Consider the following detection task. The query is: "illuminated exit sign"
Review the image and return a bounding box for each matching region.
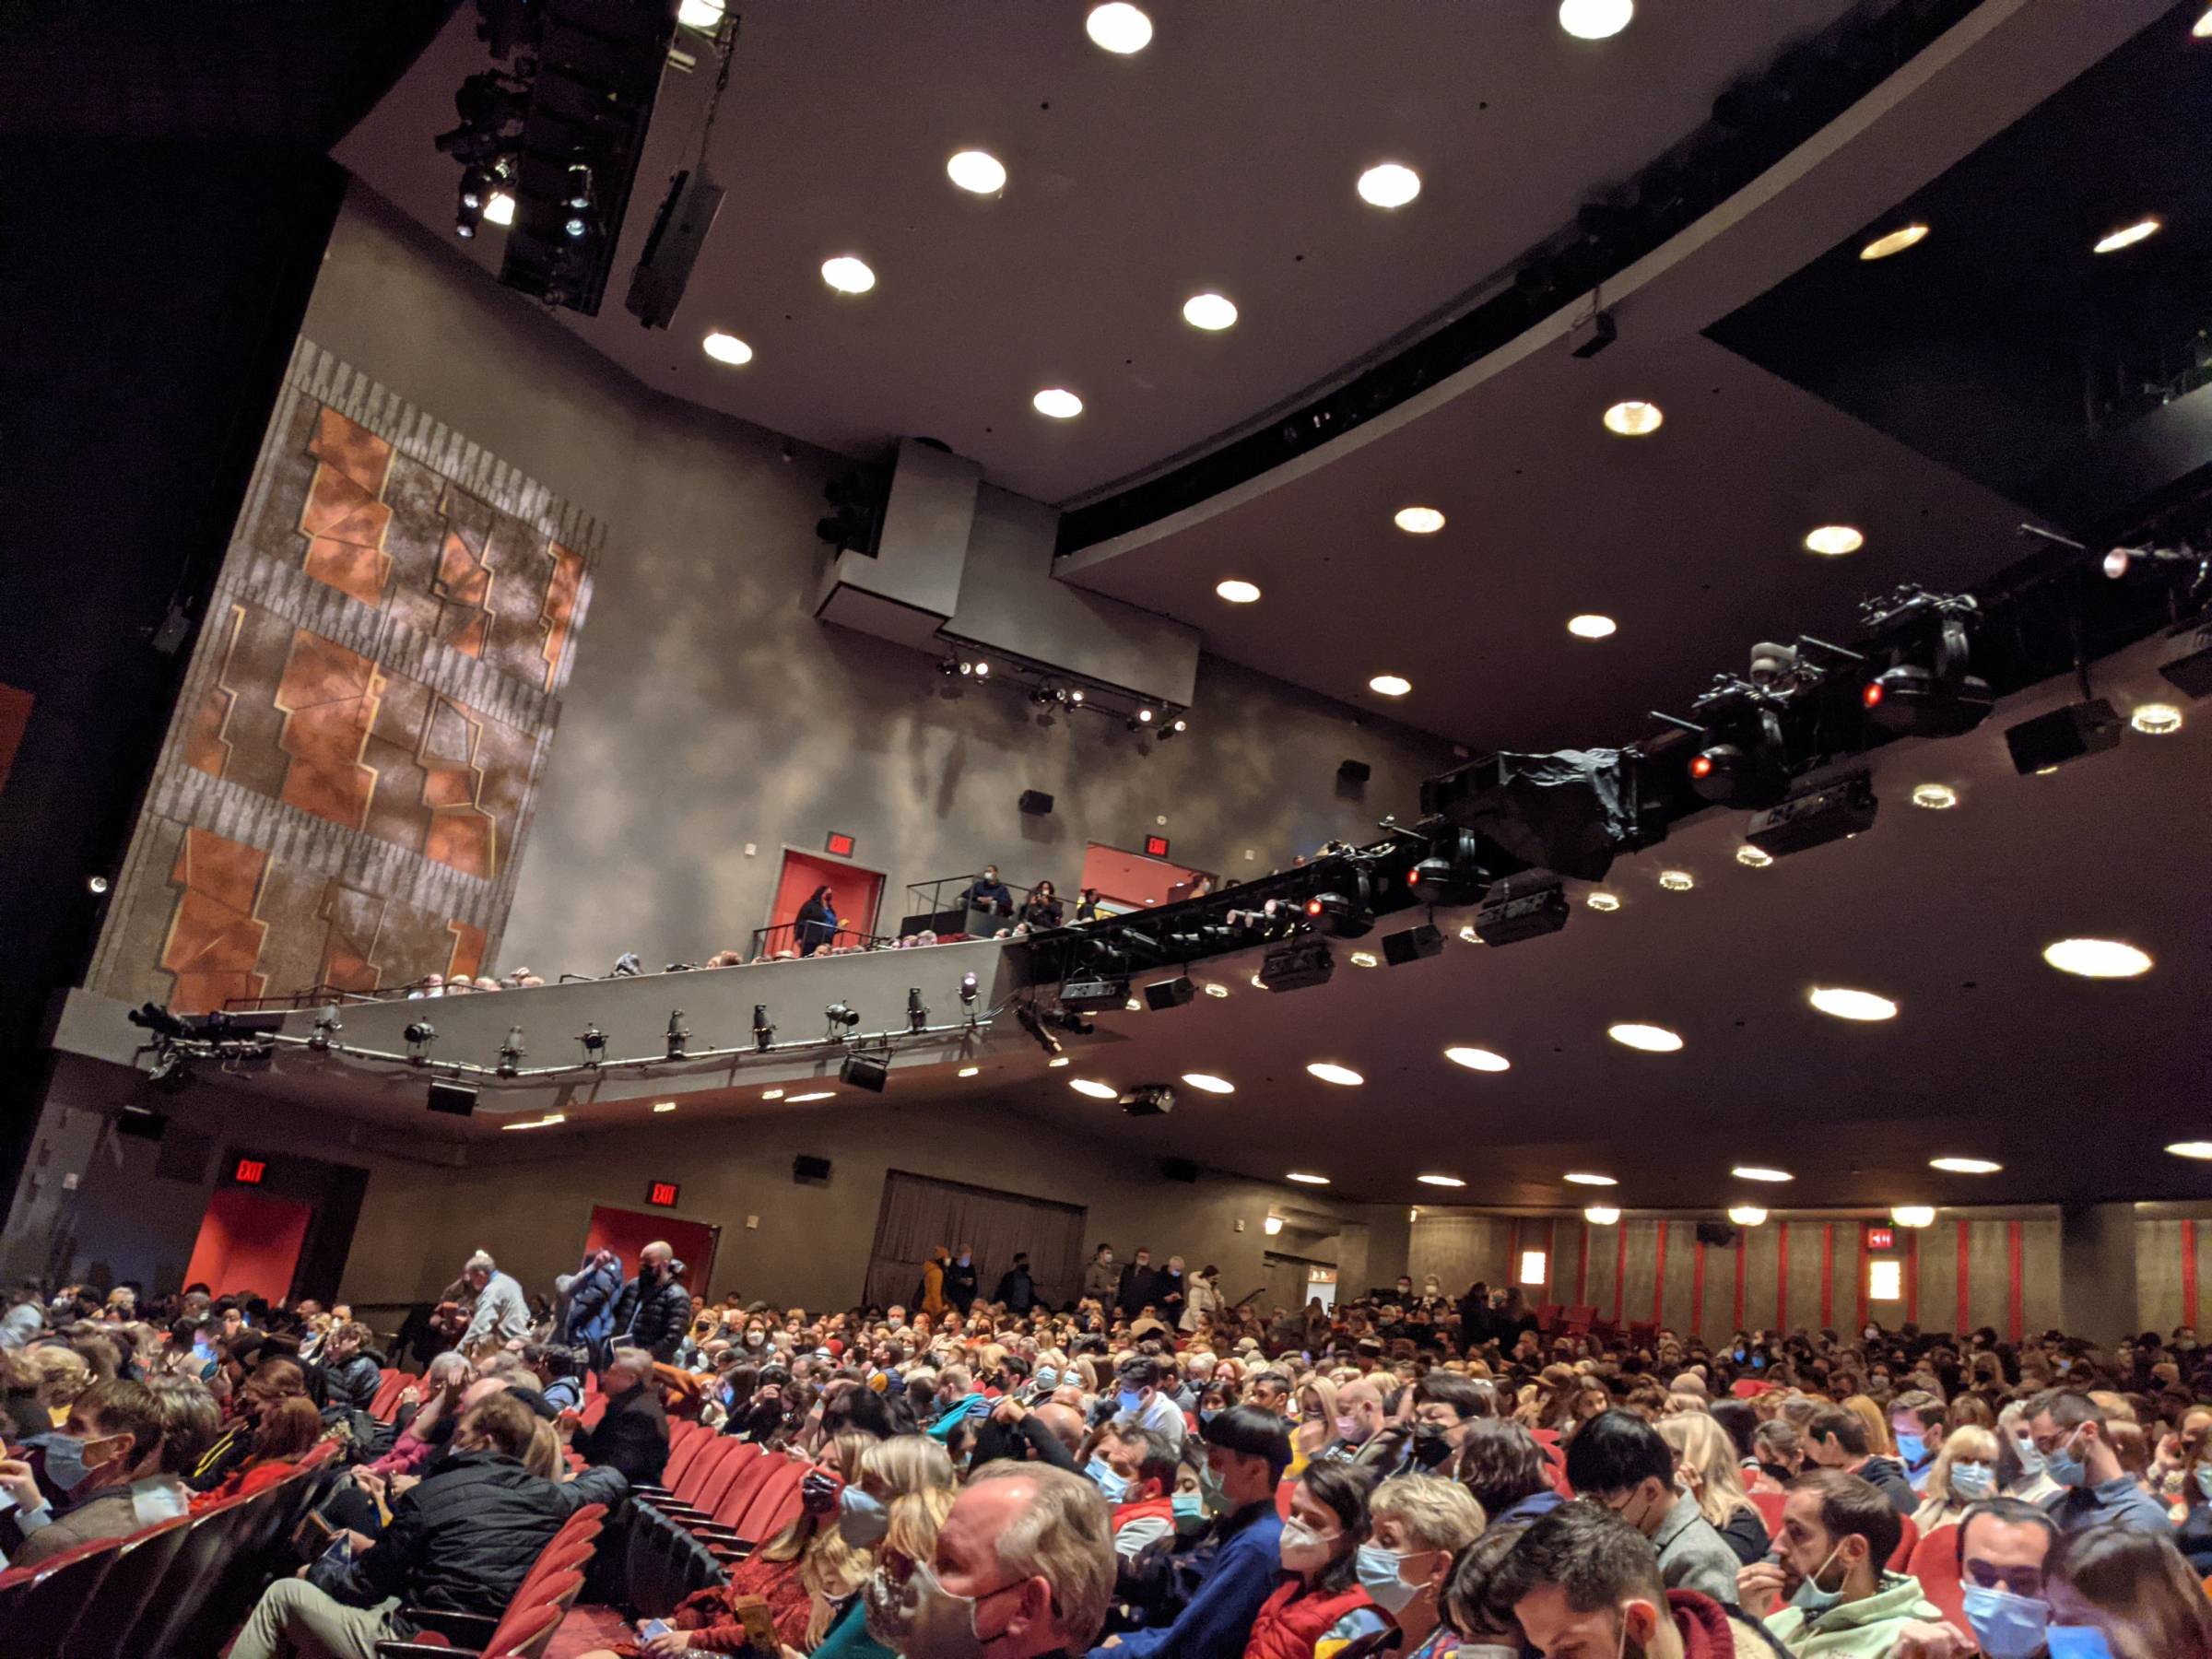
[647,1180,681,1207]
[233,1159,266,1185]
[1865,1225,1894,1252]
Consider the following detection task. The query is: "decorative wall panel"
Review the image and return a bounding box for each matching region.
[89,340,599,1012]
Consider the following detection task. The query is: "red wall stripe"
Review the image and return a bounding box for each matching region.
[1574,1222,1591,1309]
[1854,1223,1871,1333]
[1905,1228,1920,1325]
[1614,1224,1628,1324]
[1506,1218,1521,1287]
[1820,1224,1835,1329]
[1652,1219,1670,1327]
[1958,1221,1971,1334]
[2186,1220,2200,1332]
[1547,1219,1559,1305]
[1733,1238,1748,1331]
[2006,1221,2024,1342]
[1691,1241,1708,1335]
[1776,1224,1790,1332]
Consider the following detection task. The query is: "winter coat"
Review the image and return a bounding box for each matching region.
[606,1270,693,1361]
[324,1349,385,1415]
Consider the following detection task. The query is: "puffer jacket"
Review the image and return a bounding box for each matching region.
[606,1273,692,1361]
[324,1349,385,1414]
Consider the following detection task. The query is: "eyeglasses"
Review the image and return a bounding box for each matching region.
[1964,1558,2045,1599]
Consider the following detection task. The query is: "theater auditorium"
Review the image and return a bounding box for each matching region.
[6,3,2212,1655]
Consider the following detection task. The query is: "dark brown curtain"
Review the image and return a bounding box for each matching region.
[865,1171,1087,1312]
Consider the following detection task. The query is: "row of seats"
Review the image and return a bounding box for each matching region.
[377,1500,606,1659]
[0,1441,340,1659]
[625,1424,809,1616]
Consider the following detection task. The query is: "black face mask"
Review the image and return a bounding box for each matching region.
[1410,1424,1453,1466]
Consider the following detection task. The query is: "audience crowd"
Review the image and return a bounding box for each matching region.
[11,1245,2212,1658]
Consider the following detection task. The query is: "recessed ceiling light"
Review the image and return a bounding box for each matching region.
[1585,891,1620,912]
[1911,782,1958,810]
[1418,1173,1466,1188]
[2167,1142,2212,1160]
[2093,218,2161,254]
[1735,844,1774,868]
[1457,924,1480,944]
[1444,1046,1510,1073]
[2131,702,2183,735]
[1558,0,1632,40]
[1809,987,1899,1022]
[1046,1056,1071,1068]
[1731,1166,1794,1183]
[946,149,1007,194]
[1124,997,1141,1011]
[1569,614,1618,640]
[701,331,753,366]
[1602,400,1663,436]
[1033,387,1083,419]
[1203,982,1230,998]
[1727,1205,1769,1227]
[1657,869,1694,892]
[1181,1072,1235,1095]
[676,0,724,26]
[1069,1079,1118,1100]
[484,192,517,228]
[1085,2,1152,53]
[1394,506,1445,535]
[653,1100,677,1112]
[1607,1022,1683,1053]
[1286,1171,1332,1185]
[760,1088,784,1100]
[1805,524,1865,556]
[787,1090,836,1102]
[821,255,875,293]
[1368,674,1412,697]
[1306,1062,1364,1086]
[1215,578,1261,604]
[2042,938,2152,979]
[1858,223,1930,261]
[1583,1205,1622,1225]
[957,1065,980,1077]
[1250,973,1268,990]
[1357,162,1421,208]
[1891,1205,1937,1227]
[1348,950,1379,968]
[1564,1171,1618,1187]
[1930,1156,2002,1175]
[1182,292,1238,331]
[2196,6,2212,38]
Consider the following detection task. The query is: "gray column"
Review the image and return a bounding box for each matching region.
[2058,1203,2140,1347]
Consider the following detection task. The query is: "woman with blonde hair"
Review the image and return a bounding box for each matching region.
[826,1434,959,1659]
[1912,1424,1999,1533]
[1841,1393,1895,1458]
[1290,1376,1339,1473]
[1658,1413,1770,1566]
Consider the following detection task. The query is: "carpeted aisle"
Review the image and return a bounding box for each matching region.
[548,1602,635,1658]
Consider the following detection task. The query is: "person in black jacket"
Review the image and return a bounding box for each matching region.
[946,1244,981,1313]
[321,1321,384,1415]
[1116,1248,1160,1318]
[229,1390,625,1659]
[994,1253,1038,1313]
[568,1346,669,1485]
[605,1241,692,1362]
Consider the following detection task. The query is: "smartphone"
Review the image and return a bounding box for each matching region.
[638,1619,672,1641]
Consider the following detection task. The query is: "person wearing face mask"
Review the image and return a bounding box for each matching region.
[1243,1462,1389,1659]
[1088,1425,1180,1559]
[821,1436,959,1659]
[1111,1357,1188,1451]
[556,1246,624,1352]
[1890,1393,1947,1492]
[1803,1406,1918,1517]
[1996,1402,2062,1506]
[1360,1476,1485,1653]
[1182,1266,1221,1337]
[1913,1426,2002,1534]
[2041,1516,2212,1659]
[1568,1410,1743,1606]
[2029,1392,2173,1536]
[606,1241,692,1363]
[947,1245,982,1315]
[1405,1372,1495,1477]
[566,1347,669,1485]
[1117,1250,1161,1320]
[1313,1378,1386,1469]
[0,1377,182,1565]
[1085,1246,1120,1305]
[1736,1471,1941,1654]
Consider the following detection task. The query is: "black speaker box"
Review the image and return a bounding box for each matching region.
[1695,1221,1740,1249]
[794,1154,832,1182]
[1160,1158,1199,1184]
[1337,759,1371,783]
[1018,790,1054,816]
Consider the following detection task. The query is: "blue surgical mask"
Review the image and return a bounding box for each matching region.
[1118,1388,1146,1417]
[1033,1367,1057,1390]
[1789,1544,1848,1617]
[1961,1584,2051,1659]
[1171,1491,1205,1532]
[1087,1457,1130,1502]
[1895,1431,1925,1466]
[2044,1626,2116,1659]
[40,1433,102,1496]
[2011,1435,2046,1478]
[1356,1544,1422,1614]
[838,1487,889,1547]
[2196,1465,2212,1500]
[1951,1461,1994,1500]
[1199,1408,1219,1425]
[2044,1429,2089,1489]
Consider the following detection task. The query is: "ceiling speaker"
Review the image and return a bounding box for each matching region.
[1695,1220,1739,1249]
[1337,759,1371,783]
[794,1154,832,1183]
[1018,790,1055,816]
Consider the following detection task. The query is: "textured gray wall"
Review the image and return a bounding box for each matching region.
[302,187,1453,979]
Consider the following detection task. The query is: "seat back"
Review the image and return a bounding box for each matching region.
[1887,1513,1920,1571]
[517,1539,596,1602]
[56,1511,195,1659]
[369,1368,411,1421]
[0,1535,123,1659]
[485,1598,567,1659]
[686,1440,761,1517]
[711,1446,785,1525]
[672,1434,740,1506]
[124,1493,253,1659]
[1749,1489,1788,1534]
[1274,1477,1295,1519]
[1907,1523,1964,1630]
[734,1461,807,1544]
[657,1419,706,1483]
[1565,1304,1598,1330]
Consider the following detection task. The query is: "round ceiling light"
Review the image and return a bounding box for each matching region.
[946,149,1007,194]
[1369,674,1412,698]
[1891,1205,1937,1227]
[1859,223,1930,261]
[701,331,753,365]
[1585,892,1620,912]
[1602,400,1663,436]
[1068,1078,1118,1100]
[1084,2,1152,53]
[1032,387,1084,419]
[1607,1022,1683,1053]
[1564,1171,1618,1187]
[1569,614,1618,639]
[2197,6,2212,37]
[1443,1046,1510,1073]
[1181,1072,1235,1095]
[1657,869,1694,892]
[957,1065,980,1077]
[1394,506,1445,535]
[1805,524,1865,556]
[1911,782,1958,810]
[1584,1205,1622,1225]
[1418,1173,1466,1188]
[1357,162,1421,208]
[2131,702,2183,735]
[1930,1156,2002,1175]
[760,1088,784,1100]
[1735,844,1774,868]
[1809,987,1899,1022]
[787,1090,836,1102]
[2042,938,2152,979]
[1286,1171,1331,1185]
[1727,1205,1769,1228]
[1348,950,1379,969]
[1182,292,1238,331]
[1215,578,1261,604]
[676,0,724,26]
[1306,1062,1364,1086]
[1731,1166,1794,1183]
[2093,218,2161,254]
[1202,982,1230,998]
[821,254,876,293]
[2167,1142,2212,1160]
[1046,1056,1070,1068]
[1558,0,1633,38]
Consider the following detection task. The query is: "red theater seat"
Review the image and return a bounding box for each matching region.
[1908,1524,1964,1630]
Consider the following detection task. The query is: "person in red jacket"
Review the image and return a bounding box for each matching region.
[1091,1424,1179,1560]
[1243,1463,1388,1659]
[190,1395,324,1510]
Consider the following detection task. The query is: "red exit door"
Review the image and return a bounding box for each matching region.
[583,1205,722,1303]
[183,1188,313,1302]
[769,850,885,951]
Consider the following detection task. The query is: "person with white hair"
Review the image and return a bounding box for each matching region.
[456,1250,532,1352]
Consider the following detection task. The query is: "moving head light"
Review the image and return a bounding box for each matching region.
[1860,586,1993,738]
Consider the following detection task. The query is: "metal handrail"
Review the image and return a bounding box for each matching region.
[747,920,891,959]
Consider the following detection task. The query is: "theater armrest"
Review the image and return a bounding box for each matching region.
[399,1608,498,1642]
[377,1644,479,1658]
[707,1542,755,1562]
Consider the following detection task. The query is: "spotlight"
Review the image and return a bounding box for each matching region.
[907,987,928,1034]
[127,1001,188,1040]
[1031,684,1055,707]
[310,1006,344,1053]
[959,971,979,1010]
[825,1002,862,1035]
[959,660,974,677]
[1419,747,1635,882]
[1145,975,1196,1011]
[665,1009,691,1061]
[497,1024,525,1077]
[1406,828,1493,906]
[1059,975,1131,1013]
[1159,716,1188,740]
[1382,923,1445,966]
[87,876,110,896]
[1118,1085,1175,1118]
[612,952,642,977]
[1127,707,1157,733]
[1474,877,1570,947]
[938,656,959,677]
[752,1004,775,1053]
[565,163,593,209]
[404,1019,438,1062]
[1861,589,1992,737]
[1016,1002,1064,1055]
[840,1053,889,1093]
[1258,934,1335,992]
[1043,1006,1096,1037]
[972,661,990,679]
[564,216,588,240]
[1068,688,1086,706]
[577,1023,607,1063]
[1744,770,1877,858]
[2003,699,2123,775]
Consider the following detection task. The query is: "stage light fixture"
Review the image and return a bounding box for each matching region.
[1145,975,1196,1011]
[1475,876,1570,947]
[1584,1206,1621,1225]
[1406,827,1493,905]
[1744,770,1877,859]
[937,656,959,677]
[1068,688,1086,706]
[753,1004,775,1053]
[309,1006,343,1053]
[1059,975,1131,1013]
[959,972,979,1010]
[840,1053,889,1093]
[907,988,928,1034]
[497,1024,524,1077]
[405,1019,438,1062]
[1161,716,1188,738]
[1727,1205,1768,1227]
[1016,1002,1063,1055]
[1382,924,1444,966]
[1119,1084,1175,1117]
[825,1002,861,1035]
[1259,934,1335,992]
[2003,699,2122,775]
[1862,594,1993,737]
[1891,1205,1936,1227]
[577,1022,607,1063]
[665,1009,691,1060]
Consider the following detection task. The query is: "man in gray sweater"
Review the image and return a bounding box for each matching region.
[457,1250,532,1352]
[1566,1409,1742,1606]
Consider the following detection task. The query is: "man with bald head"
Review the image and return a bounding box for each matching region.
[981,1391,1085,1472]
[605,1241,690,1362]
[1314,1377,1385,1465]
